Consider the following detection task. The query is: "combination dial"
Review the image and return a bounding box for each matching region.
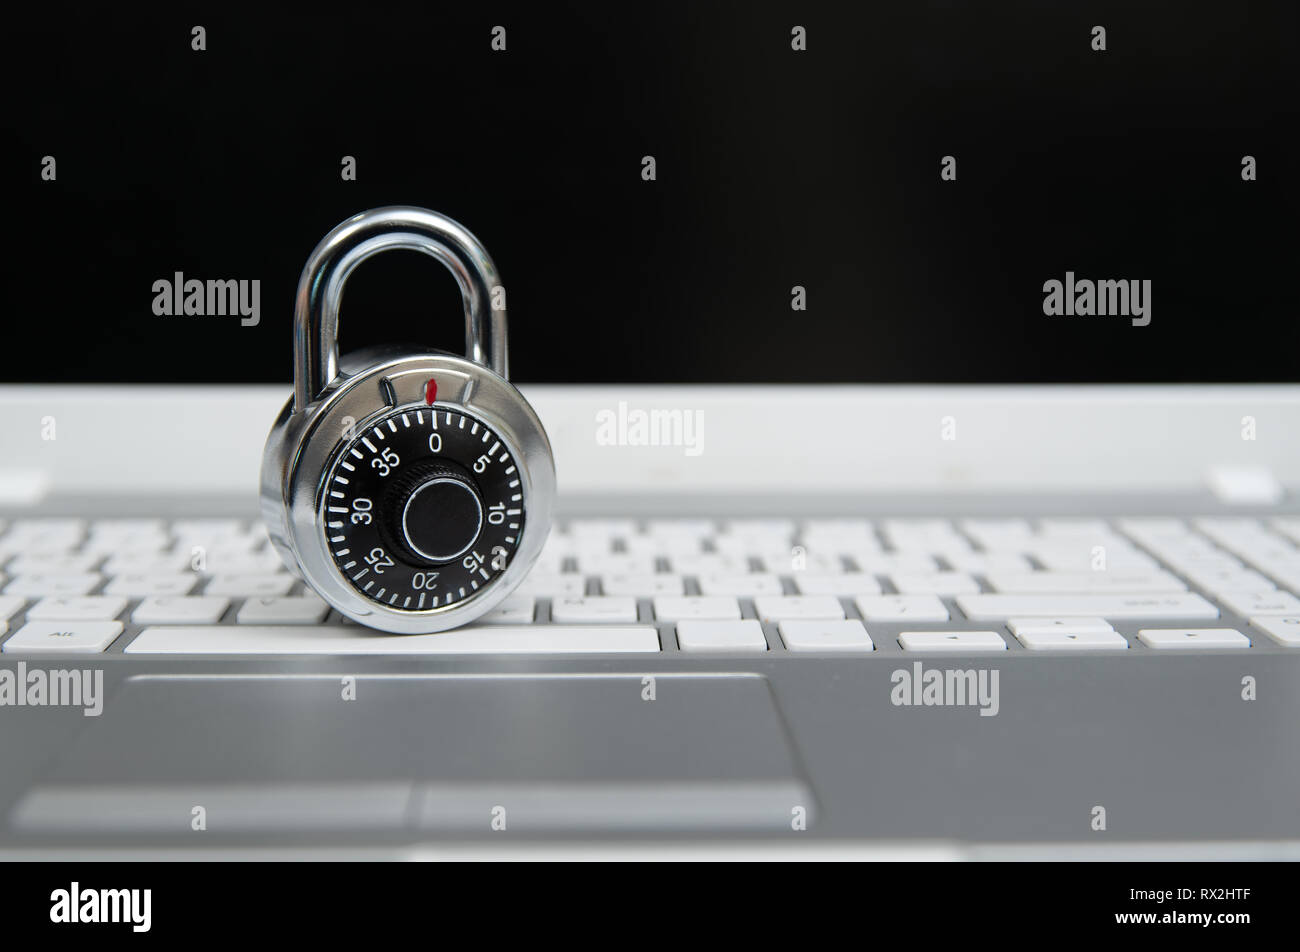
[323,405,525,612]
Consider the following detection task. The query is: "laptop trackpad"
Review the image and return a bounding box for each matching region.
[11,674,811,834]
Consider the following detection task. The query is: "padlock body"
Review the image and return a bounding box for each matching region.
[261,347,554,633]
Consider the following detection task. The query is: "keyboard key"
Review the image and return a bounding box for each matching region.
[599,573,684,597]
[1006,616,1114,636]
[478,594,535,624]
[898,630,1007,652]
[792,573,881,596]
[889,572,980,596]
[697,574,783,597]
[941,553,1033,574]
[125,625,660,654]
[203,574,296,598]
[667,554,751,575]
[4,574,101,597]
[3,621,123,654]
[104,573,197,597]
[1136,628,1251,650]
[753,595,845,621]
[985,571,1184,594]
[514,573,586,598]
[550,596,638,624]
[848,553,938,573]
[102,552,194,575]
[0,596,26,622]
[237,595,330,625]
[6,554,101,575]
[778,620,873,652]
[27,596,127,621]
[1014,630,1130,651]
[571,554,658,575]
[853,595,949,622]
[957,593,1219,621]
[1250,616,1300,647]
[652,596,741,621]
[1216,591,1300,617]
[676,620,768,652]
[132,596,231,625]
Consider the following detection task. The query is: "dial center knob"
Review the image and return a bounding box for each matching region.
[400,475,484,563]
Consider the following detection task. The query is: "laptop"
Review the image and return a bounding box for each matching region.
[3,4,1297,858]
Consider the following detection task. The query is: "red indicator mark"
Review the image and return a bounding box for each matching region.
[424,378,438,405]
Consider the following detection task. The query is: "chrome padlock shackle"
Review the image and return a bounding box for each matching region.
[292,205,508,412]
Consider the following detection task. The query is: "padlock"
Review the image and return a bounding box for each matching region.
[261,206,555,633]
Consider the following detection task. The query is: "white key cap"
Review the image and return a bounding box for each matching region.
[203,575,296,598]
[898,630,1007,652]
[82,532,169,556]
[848,553,938,573]
[1030,550,1159,572]
[1007,616,1114,636]
[3,621,123,653]
[621,534,701,556]
[756,551,843,573]
[1180,568,1276,593]
[550,596,638,624]
[4,574,101,597]
[172,519,246,541]
[599,573,684,596]
[566,519,637,538]
[957,593,1219,621]
[27,596,127,621]
[792,573,881,596]
[514,573,586,597]
[644,519,715,537]
[697,574,783,596]
[90,518,167,535]
[1037,518,1111,536]
[104,573,197,597]
[720,519,795,538]
[941,553,1033,574]
[668,554,751,575]
[1136,628,1250,650]
[102,552,194,575]
[478,594,536,624]
[192,547,286,576]
[1250,616,1300,647]
[1216,590,1300,617]
[132,596,231,625]
[675,620,768,652]
[753,595,845,621]
[0,595,26,622]
[889,572,980,595]
[6,553,101,575]
[985,571,1184,594]
[854,595,949,622]
[652,596,741,621]
[1015,629,1130,650]
[126,625,660,654]
[571,554,658,575]
[237,595,330,625]
[779,619,873,652]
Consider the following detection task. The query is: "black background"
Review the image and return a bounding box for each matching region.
[5,1,1296,385]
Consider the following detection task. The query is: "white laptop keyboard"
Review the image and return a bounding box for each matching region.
[2,515,1300,654]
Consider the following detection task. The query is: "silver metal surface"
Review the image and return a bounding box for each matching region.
[263,208,554,633]
[292,206,508,412]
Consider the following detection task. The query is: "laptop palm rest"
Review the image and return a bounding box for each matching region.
[10,673,812,835]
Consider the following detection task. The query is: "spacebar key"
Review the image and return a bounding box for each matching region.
[125,626,661,654]
[956,593,1219,621]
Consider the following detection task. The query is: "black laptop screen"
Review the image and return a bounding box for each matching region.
[6,2,1296,385]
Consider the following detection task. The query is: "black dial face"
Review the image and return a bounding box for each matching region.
[322,405,525,611]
